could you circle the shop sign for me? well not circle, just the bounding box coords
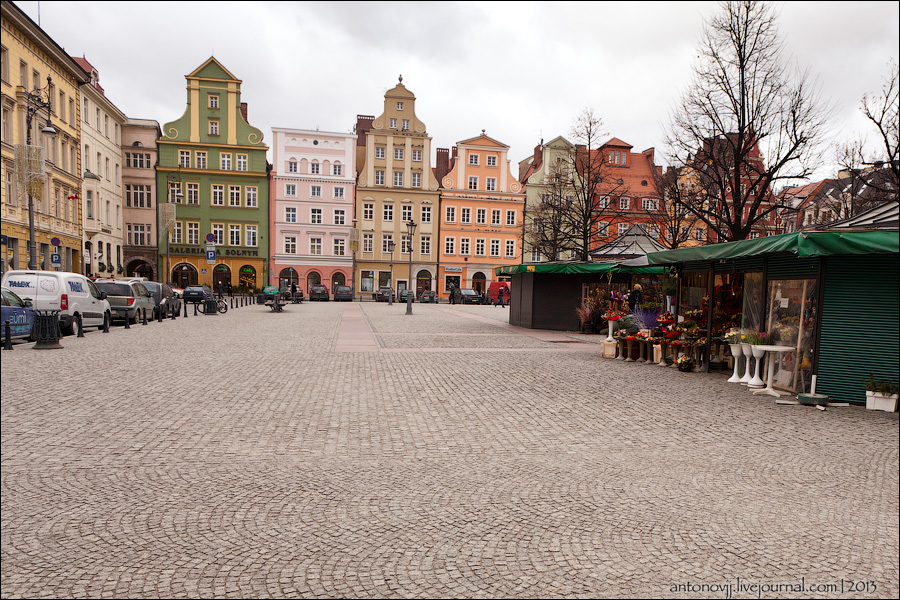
[445,266,463,273]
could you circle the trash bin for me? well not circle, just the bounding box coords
[257,294,266,304]
[204,298,218,315]
[32,309,63,349]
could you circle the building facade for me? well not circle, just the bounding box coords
[354,78,440,299]
[518,136,576,262]
[156,57,269,290]
[269,127,356,293]
[1,3,88,275]
[438,132,524,298]
[74,57,126,278]
[122,118,161,278]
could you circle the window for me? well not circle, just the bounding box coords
[209,94,219,109]
[412,172,421,188]
[475,238,485,256]
[402,205,412,223]
[285,236,297,254]
[460,238,470,255]
[382,235,393,253]
[620,197,630,210]
[444,237,455,255]
[420,236,430,255]
[196,152,207,169]
[491,209,501,226]
[695,227,706,241]
[396,102,404,110]
[476,208,486,225]
[487,155,497,167]
[236,155,247,171]
[311,185,322,198]
[311,208,322,224]
[393,171,403,186]
[468,154,479,166]
[642,198,659,211]
[334,209,345,225]
[181,182,195,205]
[212,224,224,245]
[619,223,630,236]
[490,239,500,257]
[445,206,456,223]
[394,148,404,160]
[505,240,516,258]
[285,207,297,223]
[333,187,344,199]
[401,235,412,254]
[333,164,342,176]
[389,118,397,129]
[531,249,542,262]
[246,226,257,247]
[209,121,219,135]
[310,162,320,174]
[246,187,257,208]
[402,119,409,130]
[288,160,298,173]
[421,206,431,223]
[486,177,496,192]
[285,184,296,196]
[461,208,471,224]
[681,226,691,239]
[229,186,241,207]
[383,204,393,221]
[375,147,385,159]
[168,181,182,203]
[221,154,231,170]
[412,149,422,162]
[468,176,478,190]
[363,203,374,220]
[230,224,241,246]
[334,238,345,256]
[375,170,385,185]
[212,185,224,206]
[506,210,516,226]
[187,222,199,245]
[363,233,373,253]
[649,224,659,238]
[599,196,610,209]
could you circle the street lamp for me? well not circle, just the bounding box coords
[164,170,183,284]
[24,75,57,270]
[387,239,395,305]
[405,219,417,315]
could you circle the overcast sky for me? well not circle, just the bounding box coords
[17,1,900,181]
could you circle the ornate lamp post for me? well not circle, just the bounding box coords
[24,76,57,270]
[405,219,417,315]
[387,239,395,305]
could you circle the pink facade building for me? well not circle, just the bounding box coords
[270,128,356,293]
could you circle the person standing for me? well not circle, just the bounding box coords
[449,284,455,305]
[628,284,643,311]
[227,282,233,297]
[498,285,506,308]
[217,281,224,299]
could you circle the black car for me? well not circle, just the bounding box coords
[182,285,213,303]
[143,281,183,318]
[452,288,482,304]
[309,284,329,301]
[376,286,395,302]
[419,290,437,303]
[333,285,353,301]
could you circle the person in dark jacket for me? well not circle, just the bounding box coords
[497,286,506,308]
[628,284,643,311]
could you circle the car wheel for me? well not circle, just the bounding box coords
[63,314,78,336]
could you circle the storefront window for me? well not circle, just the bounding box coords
[678,271,709,329]
[360,270,374,293]
[712,273,744,338]
[741,271,764,335]
[766,278,818,394]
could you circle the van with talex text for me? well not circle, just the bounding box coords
[0,270,112,335]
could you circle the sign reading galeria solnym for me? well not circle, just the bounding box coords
[168,246,260,257]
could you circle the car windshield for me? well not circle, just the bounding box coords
[95,283,134,296]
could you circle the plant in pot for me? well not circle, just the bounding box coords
[862,374,899,412]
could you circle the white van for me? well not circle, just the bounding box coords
[0,270,112,335]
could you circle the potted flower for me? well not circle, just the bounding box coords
[862,374,899,412]
[674,354,696,372]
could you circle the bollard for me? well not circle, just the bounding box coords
[3,321,12,350]
[183,301,188,318]
[124,313,131,329]
[142,308,148,326]
[77,313,85,338]
[158,306,163,323]
[193,302,198,316]
[172,302,177,320]
[103,314,110,333]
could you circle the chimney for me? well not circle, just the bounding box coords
[436,148,450,184]
[240,102,248,122]
[356,115,374,147]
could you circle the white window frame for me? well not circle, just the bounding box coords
[311,208,323,224]
[285,236,297,254]
[444,237,455,255]
[285,207,297,223]
[421,206,431,223]
[229,224,241,246]
[310,237,322,255]
[445,206,456,223]
[506,210,516,226]
[383,204,394,221]
[363,203,374,220]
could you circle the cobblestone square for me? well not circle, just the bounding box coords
[2,302,897,598]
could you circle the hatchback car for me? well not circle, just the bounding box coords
[309,284,329,301]
[1,286,36,340]
[398,289,415,302]
[93,280,156,324]
[419,290,437,303]
[333,285,353,301]
[182,285,213,304]
[143,281,183,319]
[376,286,395,302]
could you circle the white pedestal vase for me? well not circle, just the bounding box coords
[606,318,617,342]
[740,343,754,385]
[728,344,743,383]
[748,345,767,388]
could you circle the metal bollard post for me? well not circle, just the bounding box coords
[193,302,198,316]
[171,303,177,320]
[77,314,85,338]
[103,314,109,333]
[3,321,12,350]
[183,301,188,318]
[142,307,148,325]
[158,306,163,323]
[125,313,131,329]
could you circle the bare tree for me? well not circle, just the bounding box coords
[861,60,899,190]
[527,160,573,262]
[666,1,830,241]
[650,166,705,248]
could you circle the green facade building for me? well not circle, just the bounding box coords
[157,57,269,290]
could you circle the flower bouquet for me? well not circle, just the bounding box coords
[674,354,696,372]
[657,311,675,325]
[724,328,742,344]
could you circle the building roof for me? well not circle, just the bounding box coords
[591,224,667,260]
[825,201,899,229]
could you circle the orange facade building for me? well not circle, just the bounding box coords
[438,133,524,299]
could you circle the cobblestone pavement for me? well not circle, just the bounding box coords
[2,301,897,599]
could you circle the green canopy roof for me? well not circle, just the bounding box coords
[495,262,669,276]
[643,230,899,265]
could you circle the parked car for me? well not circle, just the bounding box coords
[143,281,183,318]
[309,284,329,301]
[182,285,213,304]
[333,285,353,301]
[1,286,36,340]
[1,270,111,335]
[453,288,482,304]
[419,290,437,303]
[93,279,156,324]
[376,286,395,302]
[398,289,415,302]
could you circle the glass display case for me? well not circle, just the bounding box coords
[766,278,818,393]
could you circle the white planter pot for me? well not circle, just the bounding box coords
[866,391,899,412]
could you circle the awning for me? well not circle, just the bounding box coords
[495,262,669,276]
[643,230,899,265]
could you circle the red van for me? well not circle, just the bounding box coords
[487,282,511,305]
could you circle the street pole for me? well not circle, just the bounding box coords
[24,76,56,270]
[405,219,417,315]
